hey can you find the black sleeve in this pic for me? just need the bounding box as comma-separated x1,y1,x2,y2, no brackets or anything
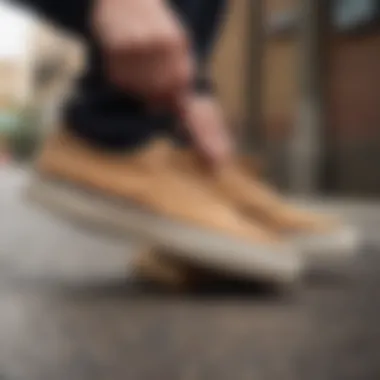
11,0,215,94
9,0,93,38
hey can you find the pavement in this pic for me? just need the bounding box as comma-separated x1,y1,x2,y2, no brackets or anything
1,165,380,380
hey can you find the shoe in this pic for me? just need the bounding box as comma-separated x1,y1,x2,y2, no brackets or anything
25,129,302,285
166,144,361,267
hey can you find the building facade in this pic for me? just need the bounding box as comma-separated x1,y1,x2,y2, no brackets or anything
212,0,380,195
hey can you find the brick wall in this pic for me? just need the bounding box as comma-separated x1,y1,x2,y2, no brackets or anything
328,32,380,194
329,33,380,141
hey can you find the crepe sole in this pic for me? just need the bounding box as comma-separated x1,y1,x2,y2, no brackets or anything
24,174,303,286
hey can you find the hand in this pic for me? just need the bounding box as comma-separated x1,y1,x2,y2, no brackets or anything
179,94,233,167
92,0,194,104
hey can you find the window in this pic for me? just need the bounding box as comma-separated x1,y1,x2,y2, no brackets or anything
333,0,380,30
267,0,380,36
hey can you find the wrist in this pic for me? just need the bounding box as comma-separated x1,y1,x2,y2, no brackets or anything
195,76,215,95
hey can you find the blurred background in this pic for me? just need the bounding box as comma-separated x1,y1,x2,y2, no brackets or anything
0,1,84,163
1,0,380,196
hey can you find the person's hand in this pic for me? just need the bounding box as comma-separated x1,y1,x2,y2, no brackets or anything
92,0,194,103
178,94,234,167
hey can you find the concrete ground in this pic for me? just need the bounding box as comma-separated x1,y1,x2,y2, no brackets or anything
1,165,380,380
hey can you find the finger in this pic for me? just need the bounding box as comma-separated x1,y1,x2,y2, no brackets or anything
180,96,233,166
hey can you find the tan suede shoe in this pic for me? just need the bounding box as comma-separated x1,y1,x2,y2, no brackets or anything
26,130,302,285
165,144,360,266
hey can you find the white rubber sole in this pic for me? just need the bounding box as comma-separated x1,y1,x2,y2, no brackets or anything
282,198,361,266
292,226,361,268
24,175,303,286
